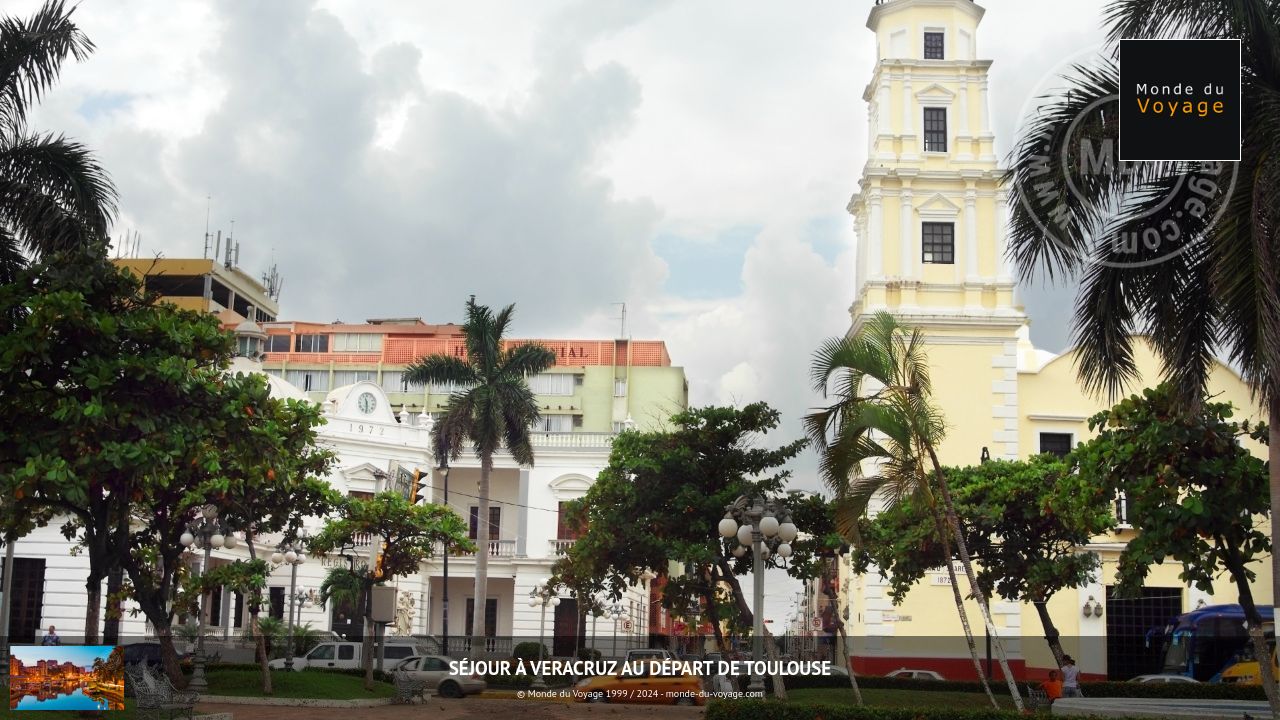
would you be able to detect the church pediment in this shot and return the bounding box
[916,193,962,213]
[914,83,956,104]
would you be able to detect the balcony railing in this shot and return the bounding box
[434,539,516,558]
[549,539,577,556]
[526,432,614,449]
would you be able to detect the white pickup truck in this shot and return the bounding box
[268,640,430,671]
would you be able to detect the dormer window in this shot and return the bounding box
[924,31,944,60]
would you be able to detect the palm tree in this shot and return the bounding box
[0,0,116,285]
[1004,1,1280,710]
[805,312,1023,711]
[404,297,556,654]
[0,1,116,645]
[318,566,366,632]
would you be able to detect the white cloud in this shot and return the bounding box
[17,0,1108,511]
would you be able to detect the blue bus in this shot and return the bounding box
[1154,604,1274,681]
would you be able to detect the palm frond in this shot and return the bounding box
[0,131,116,247]
[499,342,557,378]
[0,0,93,136]
[403,353,477,388]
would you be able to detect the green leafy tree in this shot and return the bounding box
[403,297,555,653]
[854,455,1112,667]
[0,0,116,287]
[558,403,818,697]
[203,374,338,694]
[310,492,472,689]
[805,312,1022,710]
[1075,384,1274,707]
[0,248,233,646]
[1003,0,1280,691]
[119,372,334,687]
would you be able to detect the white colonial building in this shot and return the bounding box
[4,321,670,659]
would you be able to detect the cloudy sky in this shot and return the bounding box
[18,0,1111,622]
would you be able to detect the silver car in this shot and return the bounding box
[393,655,487,698]
[1129,674,1199,683]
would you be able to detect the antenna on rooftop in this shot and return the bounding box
[262,262,284,302]
[202,195,212,258]
[612,302,627,339]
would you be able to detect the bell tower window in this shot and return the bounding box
[922,222,955,264]
[923,108,948,152]
[923,32,944,60]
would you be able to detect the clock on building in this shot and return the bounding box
[357,392,377,414]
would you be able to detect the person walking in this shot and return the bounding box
[1061,655,1081,697]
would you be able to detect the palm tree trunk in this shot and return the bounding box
[916,451,997,707]
[824,607,865,702]
[927,446,1024,712]
[935,510,998,708]
[1269,394,1279,703]
[363,583,376,690]
[470,454,492,657]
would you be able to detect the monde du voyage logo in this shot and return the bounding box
[1119,38,1241,161]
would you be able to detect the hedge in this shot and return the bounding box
[706,700,1025,720]
[776,673,1265,701]
[197,663,393,683]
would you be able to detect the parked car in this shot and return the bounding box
[267,639,430,671]
[1129,673,1200,683]
[886,668,945,681]
[624,648,675,663]
[120,642,193,669]
[575,661,703,705]
[390,655,486,698]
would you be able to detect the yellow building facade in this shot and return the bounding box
[841,0,1270,681]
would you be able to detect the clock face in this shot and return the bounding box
[357,392,377,414]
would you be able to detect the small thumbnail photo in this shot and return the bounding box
[9,645,125,711]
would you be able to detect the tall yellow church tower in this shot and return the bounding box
[848,0,1026,467]
[840,0,1271,683]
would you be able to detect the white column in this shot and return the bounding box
[957,77,970,136]
[876,81,891,159]
[868,193,884,279]
[965,190,979,282]
[995,190,1012,283]
[899,189,914,280]
[901,78,913,136]
[979,78,991,135]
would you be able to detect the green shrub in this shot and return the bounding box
[706,699,1023,720]
[512,641,549,663]
[578,647,602,661]
[202,663,392,683]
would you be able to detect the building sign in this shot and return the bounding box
[392,465,415,501]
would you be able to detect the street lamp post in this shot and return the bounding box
[717,495,798,695]
[438,453,451,657]
[179,504,234,693]
[607,603,625,660]
[271,539,308,670]
[527,579,559,690]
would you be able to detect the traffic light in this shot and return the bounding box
[413,468,433,505]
